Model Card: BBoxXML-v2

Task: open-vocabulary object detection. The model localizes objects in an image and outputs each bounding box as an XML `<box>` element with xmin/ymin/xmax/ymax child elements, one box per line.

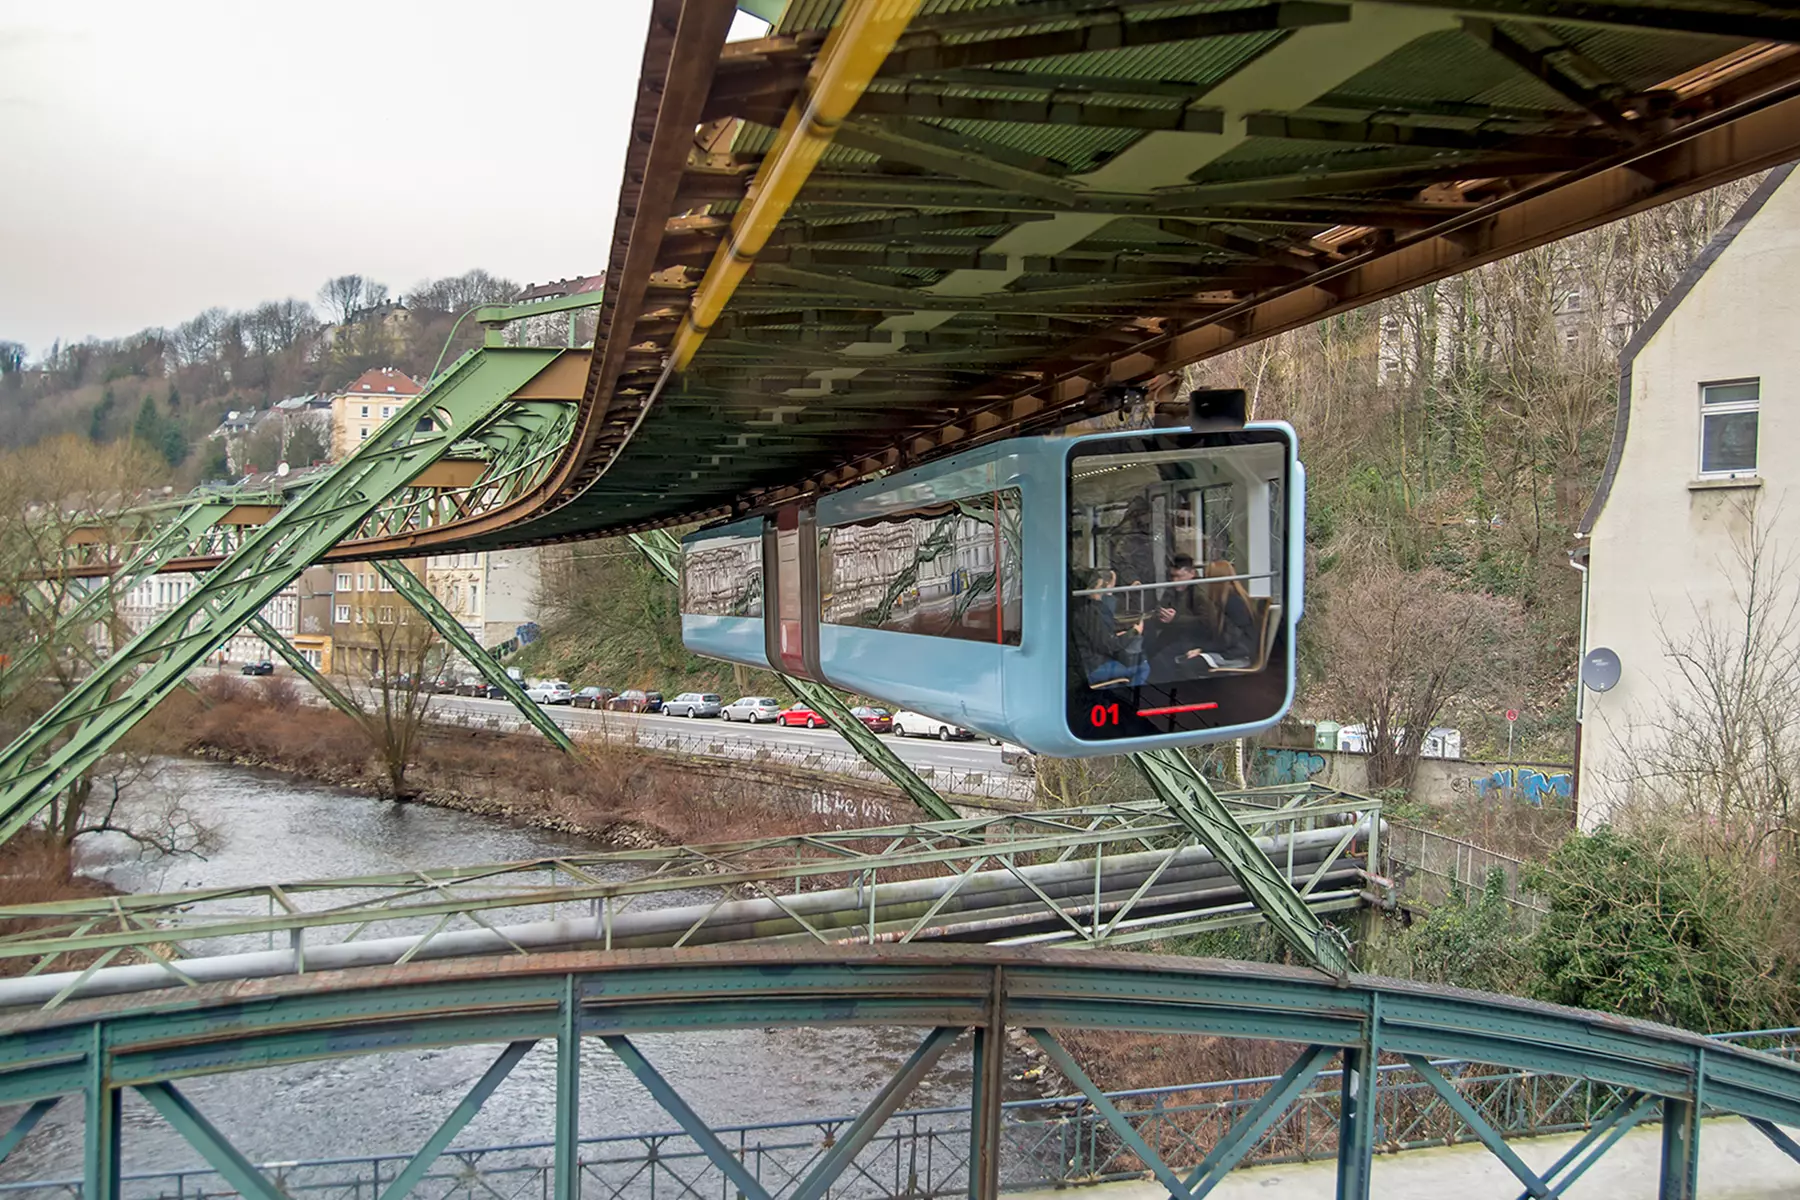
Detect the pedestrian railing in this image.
<box><xmin>9</xmin><ymin>1030</ymin><xmax>1789</xmax><ymax>1200</ymax></box>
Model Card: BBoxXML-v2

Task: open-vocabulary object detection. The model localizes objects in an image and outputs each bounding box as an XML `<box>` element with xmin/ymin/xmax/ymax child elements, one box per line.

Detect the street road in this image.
<box><xmin>429</xmin><ymin>693</ymin><xmax>1019</xmax><ymax>775</ymax></box>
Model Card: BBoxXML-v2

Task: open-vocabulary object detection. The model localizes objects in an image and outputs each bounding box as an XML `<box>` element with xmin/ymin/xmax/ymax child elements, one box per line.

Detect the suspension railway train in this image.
<box><xmin>680</xmin><ymin>424</ymin><xmax>1303</xmax><ymax>757</ymax></box>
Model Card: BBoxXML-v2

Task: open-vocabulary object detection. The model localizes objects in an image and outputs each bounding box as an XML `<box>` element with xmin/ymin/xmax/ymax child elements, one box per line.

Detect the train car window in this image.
<box><xmin>1067</xmin><ymin>431</ymin><xmax>1291</xmax><ymax>742</ymax></box>
<box><xmin>821</xmin><ymin>489</ymin><xmax>1022</xmax><ymax>645</ymax></box>
<box><xmin>681</xmin><ymin>529</ymin><xmax>763</xmax><ymax>618</ymax></box>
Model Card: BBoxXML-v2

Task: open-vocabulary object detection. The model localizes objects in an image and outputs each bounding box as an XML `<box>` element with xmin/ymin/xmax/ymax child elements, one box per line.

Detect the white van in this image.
<box><xmin>892</xmin><ymin>710</ymin><xmax>974</xmax><ymax>741</ymax></box>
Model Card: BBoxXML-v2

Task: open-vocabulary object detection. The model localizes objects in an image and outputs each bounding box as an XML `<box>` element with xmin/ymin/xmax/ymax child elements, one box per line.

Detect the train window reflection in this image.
<box><xmin>681</xmin><ymin>531</ymin><xmax>764</xmax><ymax>618</ymax></box>
<box><xmin>822</xmin><ymin>489</ymin><xmax>1022</xmax><ymax>645</ymax></box>
<box><xmin>1067</xmin><ymin>432</ymin><xmax>1290</xmax><ymax>741</ymax></box>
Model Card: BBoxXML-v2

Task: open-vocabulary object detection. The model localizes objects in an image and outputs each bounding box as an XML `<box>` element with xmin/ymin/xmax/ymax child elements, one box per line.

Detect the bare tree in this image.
<box><xmin>333</xmin><ymin>590</ymin><xmax>444</xmax><ymax>800</ymax></box>
<box><xmin>1624</xmin><ymin>499</ymin><xmax>1800</xmax><ymax>862</ymax></box>
<box><xmin>1314</xmin><ymin>562</ymin><xmax>1523</xmax><ymax>790</ymax></box>
<box><xmin>317</xmin><ymin>274</ymin><xmax>373</xmax><ymax>325</ymax></box>
<box><xmin>0</xmin><ymin>437</ymin><xmax>214</xmax><ymax>856</ymax></box>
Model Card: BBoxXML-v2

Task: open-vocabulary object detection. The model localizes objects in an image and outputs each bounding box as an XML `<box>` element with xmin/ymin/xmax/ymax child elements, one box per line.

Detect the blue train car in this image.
<box><xmin>681</xmin><ymin>423</ymin><xmax>1303</xmax><ymax>757</ymax></box>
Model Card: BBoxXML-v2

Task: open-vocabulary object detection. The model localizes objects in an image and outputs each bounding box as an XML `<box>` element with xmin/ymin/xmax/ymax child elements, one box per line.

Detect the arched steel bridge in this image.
<box><xmin>3</xmin><ymin>947</ymin><xmax>1800</xmax><ymax>1200</ymax></box>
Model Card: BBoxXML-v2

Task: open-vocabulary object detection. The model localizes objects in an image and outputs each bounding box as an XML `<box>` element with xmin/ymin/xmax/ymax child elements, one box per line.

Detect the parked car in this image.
<box><xmin>454</xmin><ymin>677</ymin><xmax>489</xmax><ymax>697</ymax></box>
<box><xmin>427</xmin><ymin>676</ymin><xmax>460</xmax><ymax>694</ymax></box>
<box><xmin>606</xmin><ymin>689</ymin><xmax>664</xmax><ymax>713</ymax></box>
<box><xmin>240</xmin><ymin>660</ymin><xmax>275</xmax><ymax>676</ymax></box>
<box><xmin>849</xmin><ymin>706</ymin><xmax>893</xmax><ymax>733</ymax></box>
<box><xmin>664</xmin><ymin>692</ymin><xmax>723</xmax><ymax>718</ymax></box>
<box><xmin>722</xmin><ymin>696</ymin><xmax>782</xmax><ymax>723</ymax></box>
<box><xmin>892</xmin><ymin>710</ymin><xmax>974</xmax><ymax>741</ymax></box>
<box><xmin>778</xmin><ymin>705</ymin><xmax>828</xmax><ymax>729</ymax></box>
<box><xmin>524</xmin><ymin>680</ymin><xmax>574</xmax><ymax>705</ymax></box>
<box><xmin>571</xmin><ymin>686</ymin><xmax>613</xmax><ymax>710</ymax></box>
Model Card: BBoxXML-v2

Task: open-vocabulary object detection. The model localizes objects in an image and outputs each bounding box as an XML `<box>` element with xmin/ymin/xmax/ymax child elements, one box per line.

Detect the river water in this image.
<box><xmin>0</xmin><ymin>760</ymin><xmax>998</xmax><ymax>1183</ymax></box>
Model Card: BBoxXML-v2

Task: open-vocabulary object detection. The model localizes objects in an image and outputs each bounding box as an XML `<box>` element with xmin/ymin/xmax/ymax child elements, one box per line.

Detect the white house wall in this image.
<box><xmin>1578</xmin><ymin>164</ymin><xmax>1800</xmax><ymax>826</ymax></box>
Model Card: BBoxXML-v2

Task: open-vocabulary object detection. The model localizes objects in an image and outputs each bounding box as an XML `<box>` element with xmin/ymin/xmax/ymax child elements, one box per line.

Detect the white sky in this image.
<box><xmin>0</xmin><ymin>2</ymin><xmax>768</xmax><ymax>357</ymax></box>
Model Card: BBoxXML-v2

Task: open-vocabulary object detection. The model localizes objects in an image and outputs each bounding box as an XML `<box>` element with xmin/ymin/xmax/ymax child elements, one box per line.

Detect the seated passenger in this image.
<box><xmin>1072</xmin><ymin>570</ymin><xmax>1148</xmax><ymax>688</ymax></box>
<box><xmin>1204</xmin><ymin>559</ymin><xmax>1259</xmax><ymax>664</ymax></box>
<box><xmin>1143</xmin><ymin>556</ymin><xmax>1212</xmax><ymax>677</ymax></box>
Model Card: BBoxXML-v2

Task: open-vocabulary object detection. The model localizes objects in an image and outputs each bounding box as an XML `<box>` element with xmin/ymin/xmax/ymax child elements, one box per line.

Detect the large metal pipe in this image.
<box><xmin>0</xmin><ymin>821</ymin><xmax>1372</xmax><ymax>1008</ymax></box>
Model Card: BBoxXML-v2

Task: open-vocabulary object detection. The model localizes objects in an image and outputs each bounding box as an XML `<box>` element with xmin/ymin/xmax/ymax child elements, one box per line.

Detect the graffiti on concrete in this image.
<box><xmin>1472</xmin><ymin>767</ymin><xmax>1572</xmax><ymax>804</ymax></box>
<box><xmin>1254</xmin><ymin>748</ymin><xmax>1329</xmax><ymax>786</ymax></box>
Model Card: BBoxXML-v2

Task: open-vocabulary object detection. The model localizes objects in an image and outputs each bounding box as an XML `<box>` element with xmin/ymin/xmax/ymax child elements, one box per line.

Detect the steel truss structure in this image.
<box><xmin>0</xmin><ymin>347</ymin><xmax>567</xmax><ymax>843</ymax></box>
<box><xmin>0</xmin><ymin>787</ymin><xmax>1370</xmax><ymax>1011</ymax></box>
<box><xmin>0</xmin><ymin>947</ymin><xmax>1796</xmax><ymax>1200</ymax></box>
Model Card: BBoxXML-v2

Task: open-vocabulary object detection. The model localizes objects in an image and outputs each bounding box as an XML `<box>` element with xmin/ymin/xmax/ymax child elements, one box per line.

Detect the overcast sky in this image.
<box><xmin>0</xmin><ymin>2</ymin><xmax>766</xmax><ymax>357</ymax></box>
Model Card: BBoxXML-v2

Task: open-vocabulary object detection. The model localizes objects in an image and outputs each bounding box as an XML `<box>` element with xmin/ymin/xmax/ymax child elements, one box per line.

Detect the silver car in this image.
<box><xmin>722</xmin><ymin>696</ymin><xmax>782</xmax><ymax>723</ymax></box>
<box><xmin>663</xmin><ymin>692</ymin><xmax>723</xmax><ymax>718</ymax></box>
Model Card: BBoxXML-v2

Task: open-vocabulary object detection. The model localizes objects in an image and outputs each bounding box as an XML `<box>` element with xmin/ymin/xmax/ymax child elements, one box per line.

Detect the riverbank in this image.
<box><xmin>164</xmin><ymin>680</ymin><xmax>913</xmax><ymax>849</ymax></box>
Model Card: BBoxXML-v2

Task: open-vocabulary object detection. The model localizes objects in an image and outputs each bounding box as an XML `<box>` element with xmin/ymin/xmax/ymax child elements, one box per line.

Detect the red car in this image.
<box><xmin>778</xmin><ymin>705</ymin><xmax>828</xmax><ymax>728</ymax></box>
<box><xmin>850</xmin><ymin>706</ymin><xmax>893</xmax><ymax>733</ymax></box>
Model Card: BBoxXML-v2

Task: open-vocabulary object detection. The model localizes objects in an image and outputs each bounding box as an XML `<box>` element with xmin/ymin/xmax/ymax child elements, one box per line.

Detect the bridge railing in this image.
<box><xmin>9</xmin><ymin>1030</ymin><xmax>1791</xmax><ymax>1200</ymax></box>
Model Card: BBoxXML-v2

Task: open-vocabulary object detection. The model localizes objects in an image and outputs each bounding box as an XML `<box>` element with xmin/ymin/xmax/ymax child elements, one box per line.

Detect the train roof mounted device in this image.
<box><xmin>680</xmin><ymin>423</ymin><xmax>1303</xmax><ymax>757</ymax></box>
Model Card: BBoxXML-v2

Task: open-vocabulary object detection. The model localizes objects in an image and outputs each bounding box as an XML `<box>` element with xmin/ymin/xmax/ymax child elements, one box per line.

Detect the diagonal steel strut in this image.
<box><xmin>373</xmin><ymin>560</ymin><xmax>575</xmax><ymax>754</ymax></box>
<box><xmin>1131</xmin><ymin>748</ymin><xmax>1355</xmax><ymax>976</ymax></box>
<box><xmin>628</xmin><ymin>528</ymin><xmax>957</xmax><ymax>821</ymax></box>
<box><xmin>0</xmin><ymin>348</ymin><xmax>564</xmax><ymax>844</ymax></box>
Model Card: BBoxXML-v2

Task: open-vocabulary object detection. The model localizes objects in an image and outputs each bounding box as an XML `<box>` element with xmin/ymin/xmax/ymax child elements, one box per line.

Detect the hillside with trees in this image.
<box><xmin>0</xmin><ymin>269</ymin><xmax>533</xmax><ymax>484</ymax></box>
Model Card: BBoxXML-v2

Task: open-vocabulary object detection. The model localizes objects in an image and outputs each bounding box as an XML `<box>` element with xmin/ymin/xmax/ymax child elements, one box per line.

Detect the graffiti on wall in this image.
<box><xmin>1472</xmin><ymin>767</ymin><xmax>1573</xmax><ymax>804</ymax></box>
<box><xmin>1254</xmin><ymin>748</ymin><xmax>1329</xmax><ymax>786</ymax></box>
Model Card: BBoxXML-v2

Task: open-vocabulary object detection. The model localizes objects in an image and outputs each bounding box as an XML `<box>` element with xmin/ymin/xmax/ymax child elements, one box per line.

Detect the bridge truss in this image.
<box><xmin>1</xmin><ymin>947</ymin><xmax>1798</xmax><ymax>1200</ymax></box>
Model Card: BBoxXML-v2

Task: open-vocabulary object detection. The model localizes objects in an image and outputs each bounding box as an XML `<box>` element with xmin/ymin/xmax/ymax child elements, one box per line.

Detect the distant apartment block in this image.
<box><xmin>329</xmin><ymin>367</ymin><xmax>423</xmax><ymax>460</ymax></box>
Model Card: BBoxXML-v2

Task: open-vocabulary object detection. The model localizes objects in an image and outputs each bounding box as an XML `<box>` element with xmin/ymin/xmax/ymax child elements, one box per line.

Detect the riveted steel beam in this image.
<box><xmin>602</xmin><ymin>1033</ymin><xmax>776</xmax><ymax>1200</ymax></box>
<box><xmin>1404</xmin><ymin>1055</ymin><xmax>1552</xmax><ymax>1197</ymax></box>
<box><xmin>1132</xmin><ymin>748</ymin><xmax>1355</xmax><ymax>977</ymax></box>
<box><xmin>382</xmin><ymin>1040</ymin><xmax>536</xmax><ymax>1200</ymax></box>
<box><xmin>372</xmin><ymin>560</ymin><xmax>575</xmax><ymax>754</ymax></box>
<box><xmin>245</xmin><ymin>615</ymin><xmax>369</xmax><ymax>728</ymax></box>
<box><xmin>135</xmin><ymin>1081</ymin><xmax>286</xmax><ymax>1200</ymax></box>
<box><xmin>0</xmin><ymin>1097</ymin><xmax>55</xmax><ymax>1166</ymax></box>
<box><xmin>0</xmin><ymin>347</ymin><xmax>563</xmax><ymax>845</ymax></box>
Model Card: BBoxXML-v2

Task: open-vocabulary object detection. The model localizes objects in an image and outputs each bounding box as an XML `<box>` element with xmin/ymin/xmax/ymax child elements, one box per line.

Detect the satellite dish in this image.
<box><xmin>1582</xmin><ymin>647</ymin><xmax>1621</xmax><ymax>692</ymax></box>
<box><xmin>276</xmin><ymin>461</ymin><xmax>290</xmax><ymax>477</ymax></box>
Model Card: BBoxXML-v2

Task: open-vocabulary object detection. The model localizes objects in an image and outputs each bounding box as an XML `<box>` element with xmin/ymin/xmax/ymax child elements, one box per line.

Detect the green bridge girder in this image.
<box><xmin>373</xmin><ymin>559</ymin><xmax>576</xmax><ymax>755</ymax></box>
<box><xmin>0</xmin><ymin>347</ymin><xmax>564</xmax><ymax>844</ymax></box>
<box><xmin>0</xmin><ymin>498</ymin><xmax>234</xmax><ymax>703</ymax></box>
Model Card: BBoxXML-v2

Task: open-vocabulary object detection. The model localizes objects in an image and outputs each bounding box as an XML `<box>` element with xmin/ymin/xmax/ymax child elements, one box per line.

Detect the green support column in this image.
<box><xmin>372</xmin><ymin>561</ymin><xmax>575</xmax><ymax>755</ymax></box>
<box><xmin>1131</xmin><ymin>748</ymin><xmax>1354</xmax><ymax>977</ymax></box>
<box><xmin>0</xmin><ymin>498</ymin><xmax>233</xmax><ymax>702</ymax></box>
<box><xmin>0</xmin><ymin>347</ymin><xmax>563</xmax><ymax>845</ymax></box>
<box><xmin>1335</xmin><ymin>1045</ymin><xmax>1377</xmax><ymax>1200</ymax></box>
<box><xmin>83</xmin><ymin>1027</ymin><xmax>117</xmax><ymax>1200</ymax></box>
<box><xmin>554</xmin><ymin>978</ymin><xmax>581</xmax><ymax>1200</ymax></box>
<box><xmin>628</xmin><ymin>529</ymin><xmax>956</xmax><ymax>821</ymax></box>
<box><xmin>245</xmin><ymin>615</ymin><xmax>370</xmax><ymax>727</ymax></box>
<box><xmin>968</xmin><ymin>968</ymin><xmax>1005</xmax><ymax>1200</ymax></box>
<box><xmin>1660</xmin><ymin>1054</ymin><xmax>1703</xmax><ymax>1200</ymax></box>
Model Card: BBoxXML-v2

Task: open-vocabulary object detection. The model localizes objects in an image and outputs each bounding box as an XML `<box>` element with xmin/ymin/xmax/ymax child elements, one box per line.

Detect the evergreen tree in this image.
<box><xmin>166</xmin><ymin>385</ymin><xmax>181</xmax><ymax>411</ymax></box>
<box><xmin>88</xmin><ymin>388</ymin><xmax>117</xmax><ymax>442</ymax></box>
<box><xmin>159</xmin><ymin>422</ymin><xmax>189</xmax><ymax>467</ymax></box>
<box><xmin>199</xmin><ymin>442</ymin><xmax>231</xmax><ymax>482</ymax></box>
<box><xmin>131</xmin><ymin>395</ymin><xmax>161</xmax><ymax>447</ymax></box>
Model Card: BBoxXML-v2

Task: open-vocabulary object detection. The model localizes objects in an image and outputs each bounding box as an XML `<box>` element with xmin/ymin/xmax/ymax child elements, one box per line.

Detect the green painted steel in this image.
<box><xmin>629</xmin><ymin>527</ymin><xmax>958</xmax><ymax>820</ymax></box>
<box><xmin>603</xmin><ymin>1033</ymin><xmax>776</xmax><ymax>1200</ymax></box>
<box><xmin>380</xmin><ymin>1040</ymin><xmax>536</xmax><ymax>1200</ymax></box>
<box><xmin>1186</xmin><ymin>1044</ymin><xmax>1335</xmax><ymax>1196</ymax></box>
<box><xmin>1</xmin><ymin>949</ymin><xmax>1798</xmax><ymax>1197</ymax></box>
<box><xmin>1029</xmin><ymin>1027</ymin><xmax>1200</xmax><ymax>1200</ymax></box>
<box><xmin>0</xmin><ymin>348</ymin><xmax>562</xmax><ymax>845</ymax></box>
<box><xmin>372</xmin><ymin>560</ymin><xmax>576</xmax><ymax>754</ymax></box>
<box><xmin>0</xmin><ymin>498</ymin><xmax>233</xmax><ymax>703</ymax></box>
<box><xmin>245</xmin><ymin>615</ymin><xmax>369</xmax><ymax>726</ymax></box>
<box><xmin>82</xmin><ymin>1027</ymin><xmax>116</xmax><ymax>1200</ymax></box>
<box><xmin>0</xmin><ymin>1097</ymin><xmax>55</xmax><ymax>1165</ymax></box>
<box><xmin>135</xmin><ymin>1082</ymin><xmax>285</xmax><ymax>1200</ymax></box>
<box><xmin>1132</xmin><ymin>747</ymin><xmax>1355</xmax><ymax>976</ymax></box>
<box><xmin>1404</xmin><ymin>1054</ymin><xmax>1550</xmax><ymax>1197</ymax></box>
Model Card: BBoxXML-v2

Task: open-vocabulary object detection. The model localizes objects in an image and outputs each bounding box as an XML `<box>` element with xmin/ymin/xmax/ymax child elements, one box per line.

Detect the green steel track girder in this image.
<box><xmin>381</xmin><ymin>1040</ymin><xmax>536</xmax><ymax>1200</ymax></box>
<box><xmin>244</xmin><ymin>616</ymin><xmax>369</xmax><ymax>727</ymax></box>
<box><xmin>0</xmin><ymin>498</ymin><xmax>234</xmax><ymax>703</ymax></box>
<box><xmin>1132</xmin><ymin>747</ymin><xmax>1355</xmax><ymax>977</ymax></box>
<box><xmin>0</xmin><ymin>347</ymin><xmax>563</xmax><ymax>845</ymax></box>
<box><xmin>0</xmin><ymin>1097</ymin><xmax>55</xmax><ymax>1165</ymax></box>
<box><xmin>135</xmin><ymin>1081</ymin><xmax>285</xmax><ymax>1200</ymax></box>
<box><xmin>628</xmin><ymin>528</ymin><xmax>957</xmax><ymax>821</ymax></box>
<box><xmin>372</xmin><ymin>561</ymin><xmax>575</xmax><ymax>755</ymax></box>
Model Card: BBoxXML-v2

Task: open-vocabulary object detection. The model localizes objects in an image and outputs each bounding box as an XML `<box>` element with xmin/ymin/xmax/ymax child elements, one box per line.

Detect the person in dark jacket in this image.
<box><xmin>1071</xmin><ymin>570</ymin><xmax>1148</xmax><ymax>687</ymax></box>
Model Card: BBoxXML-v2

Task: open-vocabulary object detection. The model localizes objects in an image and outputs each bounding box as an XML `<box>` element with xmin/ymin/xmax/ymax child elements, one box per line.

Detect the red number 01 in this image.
<box><xmin>1089</xmin><ymin>702</ymin><xmax>1120</xmax><ymax>727</ymax></box>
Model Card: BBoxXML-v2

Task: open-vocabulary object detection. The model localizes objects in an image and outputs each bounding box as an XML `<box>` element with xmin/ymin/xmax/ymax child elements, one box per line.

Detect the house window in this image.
<box><xmin>469</xmin><ymin>583</ymin><xmax>479</xmax><ymax>611</ymax></box>
<box><xmin>360</xmin><ymin>405</ymin><xmax>369</xmax><ymax>418</ymax></box>
<box><xmin>1701</xmin><ymin>379</ymin><xmax>1759</xmax><ymax>475</ymax></box>
<box><xmin>335</xmin><ymin>605</ymin><xmax>351</xmax><ymax>623</ymax></box>
<box><xmin>378</xmin><ymin>606</ymin><xmax>395</xmax><ymax>624</ymax></box>
<box><xmin>381</xmin><ymin>406</ymin><xmax>391</xmax><ymax>419</ymax></box>
<box><xmin>360</xmin><ymin>428</ymin><xmax>370</xmax><ymax>442</ymax></box>
<box><xmin>379</xmin><ymin>576</ymin><xmax>395</xmax><ymax>592</ymax></box>
<box><xmin>335</xmin><ymin>573</ymin><xmax>352</xmax><ymax>591</ymax></box>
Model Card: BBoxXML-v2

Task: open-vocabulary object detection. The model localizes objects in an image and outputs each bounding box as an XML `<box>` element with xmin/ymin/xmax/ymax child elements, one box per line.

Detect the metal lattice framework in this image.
<box><xmin>0</xmin><ymin>788</ymin><xmax>1371</xmax><ymax>1010</ymax></box>
<box><xmin>0</xmin><ymin>947</ymin><xmax>1797</xmax><ymax>1200</ymax></box>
